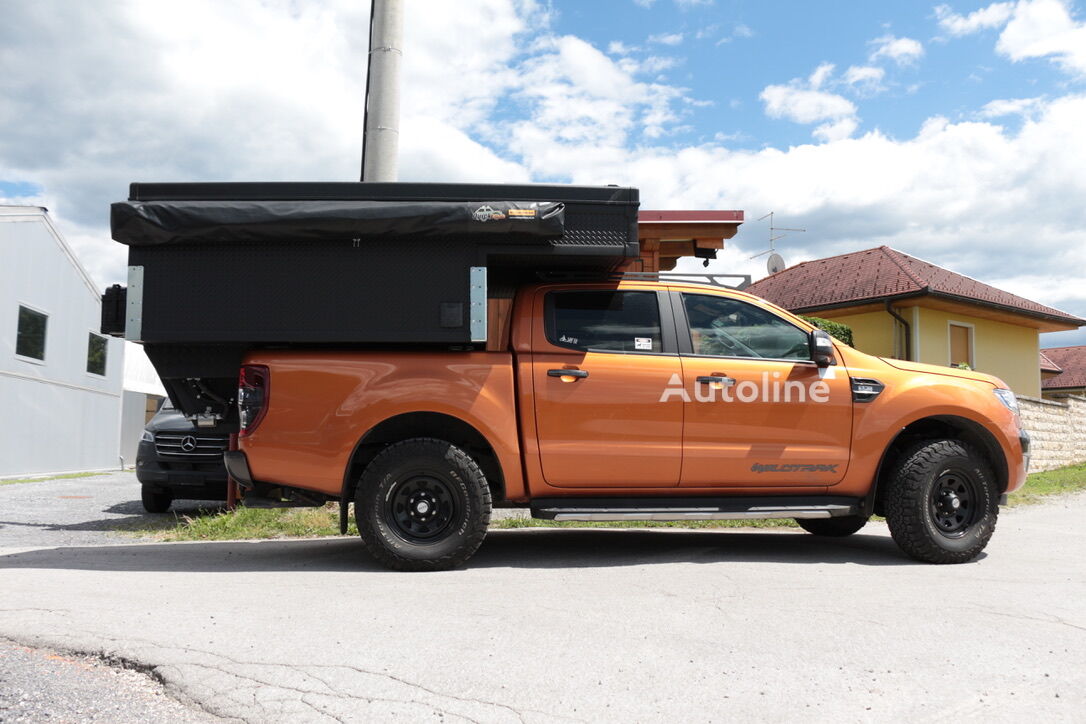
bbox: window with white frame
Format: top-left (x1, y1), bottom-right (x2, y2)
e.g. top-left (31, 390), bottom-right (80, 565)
top-left (86, 332), bottom-right (108, 376)
top-left (949, 322), bottom-right (974, 368)
top-left (16, 305), bottom-right (47, 361)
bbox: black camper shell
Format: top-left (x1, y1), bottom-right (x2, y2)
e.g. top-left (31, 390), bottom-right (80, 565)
top-left (105, 181), bottom-right (640, 421)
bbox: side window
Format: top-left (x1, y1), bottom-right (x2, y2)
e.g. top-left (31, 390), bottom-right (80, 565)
top-left (86, 332), bottom-right (108, 376)
top-left (547, 291), bottom-right (662, 353)
top-left (16, 305), bottom-right (48, 361)
top-left (682, 294), bottom-right (811, 360)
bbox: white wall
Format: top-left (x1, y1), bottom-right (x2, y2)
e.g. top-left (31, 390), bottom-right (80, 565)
top-left (0, 207), bottom-right (124, 476)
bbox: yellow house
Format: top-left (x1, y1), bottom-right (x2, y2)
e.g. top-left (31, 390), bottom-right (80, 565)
top-left (745, 246), bottom-right (1084, 397)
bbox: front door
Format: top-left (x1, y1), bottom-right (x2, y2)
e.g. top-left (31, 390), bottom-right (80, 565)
top-left (532, 288), bottom-right (683, 488)
top-left (674, 291), bottom-right (853, 487)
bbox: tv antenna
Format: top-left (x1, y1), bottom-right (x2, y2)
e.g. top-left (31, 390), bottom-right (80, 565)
top-left (750, 211), bottom-right (803, 274)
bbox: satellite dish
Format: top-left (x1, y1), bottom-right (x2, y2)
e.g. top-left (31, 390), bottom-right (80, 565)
top-left (767, 253), bottom-right (786, 275)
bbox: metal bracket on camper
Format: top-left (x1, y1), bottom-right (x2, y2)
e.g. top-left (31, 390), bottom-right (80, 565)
top-left (187, 408), bottom-right (225, 429)
top-left (125, 266), bottom-right (144, 341)
top-left (470, 266), bottom-right (487, 343)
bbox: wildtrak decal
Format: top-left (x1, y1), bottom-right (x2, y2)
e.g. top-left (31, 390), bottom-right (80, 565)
top-left (750, 463), bottom-right (839, 473)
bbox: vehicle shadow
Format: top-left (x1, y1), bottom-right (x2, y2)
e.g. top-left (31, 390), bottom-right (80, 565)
top-left (0, 526), bottom-right (937, 573)
top-left (0, 501), bottom-right (228, 536)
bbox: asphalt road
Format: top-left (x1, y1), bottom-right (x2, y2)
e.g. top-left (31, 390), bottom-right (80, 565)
top-left (1, 472), bottom-right (1084, 722)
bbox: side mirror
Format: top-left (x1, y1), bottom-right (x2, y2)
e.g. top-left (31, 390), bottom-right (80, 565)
top-left (810, 329), bottom-right (837, 368)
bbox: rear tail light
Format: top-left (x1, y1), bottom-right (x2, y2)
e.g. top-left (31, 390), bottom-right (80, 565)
top-left (238, 364), bottom-right (270, 436)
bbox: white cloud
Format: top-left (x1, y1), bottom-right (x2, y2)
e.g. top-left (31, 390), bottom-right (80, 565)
top-left (649, 32), bottom-right (684, 45)
top-left (935, 2), bottom-right (1015, 36)
top-left (996, 0), bottom-right (1086, 76)
top-left (759, 64), bottom-right (860, 141)
top-left (761, 86), bottom-right (856, 124)
top-left (641, 56), bottom-right (682, 73)
top-left (715, 23), bottom-right (755, 44)
top-left (978, 96), bottom-right (1045, 117)
top-left (842, 65), bottom-right (886, 93)
top-left (868, 34), bottom-right (925, 65)
top-left (808, 63), bottom-right (835, 90)
top-left (813, 117), bottom-right (860, 142)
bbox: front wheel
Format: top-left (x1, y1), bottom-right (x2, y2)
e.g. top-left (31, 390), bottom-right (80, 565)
top-left (141, 486), bottom-right (172, 514)
top-left (884, 439), bottom-right (998, 564)
top-left (355, 438), bottom-right (491, 571)
top-left (797, 515), bottom-right (868, 537)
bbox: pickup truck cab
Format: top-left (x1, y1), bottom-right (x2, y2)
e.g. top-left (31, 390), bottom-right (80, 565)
top-left (225, 279), bottom-right (1029, 570)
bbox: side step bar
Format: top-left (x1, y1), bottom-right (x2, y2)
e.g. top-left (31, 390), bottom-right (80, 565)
top-left (530, 496), bottom-right (861, 522)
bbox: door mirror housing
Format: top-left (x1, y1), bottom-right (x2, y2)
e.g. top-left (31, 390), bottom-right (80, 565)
top-left (810, 329), bottom-right (837, 368)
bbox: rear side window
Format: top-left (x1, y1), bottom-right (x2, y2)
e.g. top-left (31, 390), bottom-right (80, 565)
top-left (546, 291), bottom-right (662, 353)
top-left (683, 294), bottom-right (810, 360)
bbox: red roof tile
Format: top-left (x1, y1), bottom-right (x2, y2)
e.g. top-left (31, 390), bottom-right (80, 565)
top-left (745, 246), bottom-right (1085, 326)
top-left (1039, 351), bottom-right (1063, 374)
top-left (1041, 346), bottom-right (1086, 390)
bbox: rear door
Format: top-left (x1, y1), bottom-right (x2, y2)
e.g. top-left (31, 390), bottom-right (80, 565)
top-left (531, 287), bottom-right (683, 488)
top-left (673, 290), bottom-right (853, 487)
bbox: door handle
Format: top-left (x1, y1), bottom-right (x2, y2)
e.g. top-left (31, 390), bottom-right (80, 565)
top-left (548, 369), bottom-right (589, 381)
top-left (696, 375), bottom-right (735, 387)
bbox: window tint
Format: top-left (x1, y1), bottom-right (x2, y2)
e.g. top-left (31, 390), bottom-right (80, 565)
top-left (16, 306), bottom-right (47, 360)
top-left (548, 291), bottom-right (662, 353)
top-left (683, 294), bottom-right (810, 360)
top-left (87, 332), bottom-right (108, 375)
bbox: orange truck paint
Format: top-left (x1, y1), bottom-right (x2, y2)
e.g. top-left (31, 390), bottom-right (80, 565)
top-left (239, 280), bottom-right (1028, 504)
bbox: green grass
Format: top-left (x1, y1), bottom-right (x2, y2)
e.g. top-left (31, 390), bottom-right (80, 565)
top-left (0, 471), bottom-right (106, 486)
top-left (134, 461), bottom-right (1086, 542)
top-left (134, 504), bottom-right (358, 541)
top-left (1006, 461), bottom-right (1086, 507)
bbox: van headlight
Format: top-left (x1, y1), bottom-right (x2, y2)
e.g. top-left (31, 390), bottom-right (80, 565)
top-left (140, 430), bottom-right (154, 443)
top-left (994, 388), bottom-right (1019, 415)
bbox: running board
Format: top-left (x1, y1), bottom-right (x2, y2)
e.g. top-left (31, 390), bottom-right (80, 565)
top-left (530, 496), bottom-right (861, 522)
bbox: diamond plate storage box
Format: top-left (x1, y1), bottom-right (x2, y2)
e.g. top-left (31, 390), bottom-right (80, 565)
top-left (107, 182), bottom-right (638, 416)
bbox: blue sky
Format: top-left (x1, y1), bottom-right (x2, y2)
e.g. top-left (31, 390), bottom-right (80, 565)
top-left (535, 1), bottom-right (1071, 152)
top-left (1, 0), bottom-right (1085, 347)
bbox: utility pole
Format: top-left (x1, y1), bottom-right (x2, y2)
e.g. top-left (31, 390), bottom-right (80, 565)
top-left (361, 0), bottom-right (403, 182)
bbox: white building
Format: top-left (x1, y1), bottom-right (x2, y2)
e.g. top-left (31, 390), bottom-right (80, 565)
top-left (0, 205), bottom-right (162, 477)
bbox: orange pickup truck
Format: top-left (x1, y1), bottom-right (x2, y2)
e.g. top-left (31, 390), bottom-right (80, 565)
top-left (226, 279), bottom-right (1028, 570)
top-left (106, 182), bottom-right (1028, 571)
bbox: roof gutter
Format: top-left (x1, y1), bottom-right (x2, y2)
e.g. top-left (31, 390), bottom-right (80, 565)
top-left (885, 300), bottom-right (912, 361)
top-left (790, 290), bottom-right (1086, 327)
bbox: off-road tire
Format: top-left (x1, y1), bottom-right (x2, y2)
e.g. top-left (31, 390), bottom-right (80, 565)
top-left (797, 515), bottom-right (868, 537)
top-left (141, 486), bottom-right (172, 514)
top-left (884, 439), bottom-right (997, 564)
top-left (355, 438), bottom-right (491, 571)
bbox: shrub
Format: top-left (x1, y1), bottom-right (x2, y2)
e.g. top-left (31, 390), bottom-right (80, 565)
top-left (800, 316), bottom-right (854, 347)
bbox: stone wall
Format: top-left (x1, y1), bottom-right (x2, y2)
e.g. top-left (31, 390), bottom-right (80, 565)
top-left (1018, 395), bottom-right (1086, 472)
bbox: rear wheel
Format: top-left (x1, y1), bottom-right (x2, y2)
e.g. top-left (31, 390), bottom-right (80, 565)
top-left (797, 515), bottom-right (867, 537)
top-left (141, 486), bottom-right (172, 514)
top-left (355, 438), bottom-right (491, 571)
top-left (884, 439), bottom-right (997, 564)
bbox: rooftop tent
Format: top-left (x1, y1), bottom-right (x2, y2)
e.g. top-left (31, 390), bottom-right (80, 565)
top-left (105, 182), bottom-right (639, 421)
